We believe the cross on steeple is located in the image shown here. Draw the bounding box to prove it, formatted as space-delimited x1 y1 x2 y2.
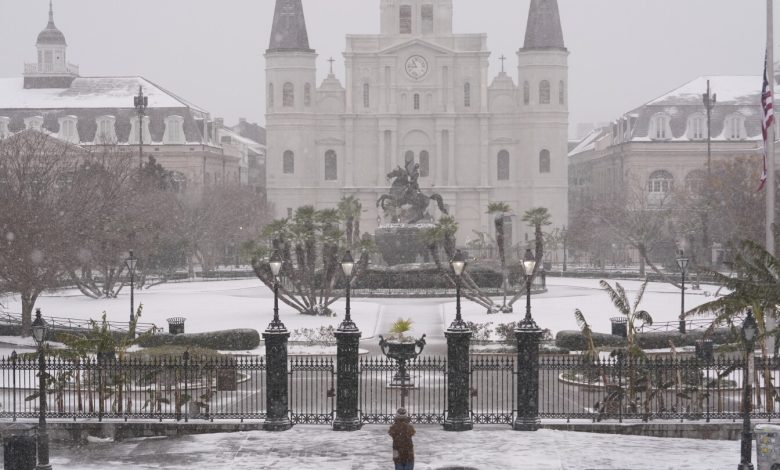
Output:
328 57 335 75
499 54 506 73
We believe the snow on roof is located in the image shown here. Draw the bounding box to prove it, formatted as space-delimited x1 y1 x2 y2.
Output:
568 128 605 157
647 75 761 106
0 76 206 112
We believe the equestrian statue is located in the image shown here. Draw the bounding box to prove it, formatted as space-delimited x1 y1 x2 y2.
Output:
376 160 448 224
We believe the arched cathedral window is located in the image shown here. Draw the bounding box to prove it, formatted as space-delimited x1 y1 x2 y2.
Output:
539 149 551 174
523 81 530 105
399 5 412 34
559 80 565 105
539 80 551 105
324 150 337 181
268 83 274 108
421 4 434 34
497 150 510 181
464 82 471 107
283 82 294 107
283 150 295 174
419 150 430 177
304 83 311 107
413 93 420 111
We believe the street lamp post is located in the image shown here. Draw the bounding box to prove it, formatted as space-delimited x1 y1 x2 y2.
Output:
269 251 283 326
31 309 52 470
676 251 689 334
333 250 362 431
523 249 537 324
443 250 473 431
513 248 542 431
133 86 148 169
263 250 292 431
739 309 758 470
125 250 137 332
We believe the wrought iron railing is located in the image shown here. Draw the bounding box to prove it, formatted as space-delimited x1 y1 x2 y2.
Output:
0 312 160 335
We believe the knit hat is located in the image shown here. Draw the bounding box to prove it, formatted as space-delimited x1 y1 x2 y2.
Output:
395 408 409 421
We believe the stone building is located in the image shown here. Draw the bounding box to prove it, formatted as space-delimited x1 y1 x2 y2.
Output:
265 0 570 246
0 2 259 193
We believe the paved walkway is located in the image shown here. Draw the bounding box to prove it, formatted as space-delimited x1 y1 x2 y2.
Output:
34 426 748 469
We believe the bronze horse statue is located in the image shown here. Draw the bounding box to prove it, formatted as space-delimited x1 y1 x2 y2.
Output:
377 165 448 224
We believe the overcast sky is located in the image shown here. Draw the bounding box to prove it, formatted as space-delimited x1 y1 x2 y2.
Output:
0 0 776 137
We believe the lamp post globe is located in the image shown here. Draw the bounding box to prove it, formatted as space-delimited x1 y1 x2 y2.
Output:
32 309 52 470
739 309 758 470
522 249 536 324
676 250 689 334
450 250 466 327
341 250 355 326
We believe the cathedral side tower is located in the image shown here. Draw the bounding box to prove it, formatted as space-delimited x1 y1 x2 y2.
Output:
517 0 569 228
24 1 79 89
265 0 318 217
380 0 453 36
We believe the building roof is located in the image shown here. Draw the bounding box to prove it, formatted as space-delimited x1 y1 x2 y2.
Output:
523 0 565 51
267 0 313 53
0 76 206 112
570 75 767 157
37 1 66 46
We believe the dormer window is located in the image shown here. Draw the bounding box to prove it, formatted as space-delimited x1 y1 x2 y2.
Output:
95 115 117 144
130 115 151 145
650 113 672 140
399 5 412 34
0 117 9 139
25 116 44 131
163 115 185 144
687 114 707 140
58 116 79 144
725 113 746 140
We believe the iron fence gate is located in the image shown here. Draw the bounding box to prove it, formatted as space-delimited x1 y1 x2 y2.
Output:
358 356 447 424
288 357 334 424
469 355 516 424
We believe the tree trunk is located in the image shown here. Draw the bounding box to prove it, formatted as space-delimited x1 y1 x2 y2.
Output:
20 291 38 337
638 244 646 277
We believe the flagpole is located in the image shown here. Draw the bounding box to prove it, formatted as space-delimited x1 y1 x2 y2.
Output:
768 0 776 256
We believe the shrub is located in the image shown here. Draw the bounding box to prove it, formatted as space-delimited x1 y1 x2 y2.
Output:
289 326 336 345
136 329 260 351
465 321 493 341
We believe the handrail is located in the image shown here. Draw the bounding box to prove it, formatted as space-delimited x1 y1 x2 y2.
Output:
0 311 160 334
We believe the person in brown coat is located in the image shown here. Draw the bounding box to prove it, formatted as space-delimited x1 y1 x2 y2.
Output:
388 408 416 470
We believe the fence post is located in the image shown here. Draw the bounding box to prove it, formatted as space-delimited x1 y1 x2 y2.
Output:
443 318 473 431
333 319 362 431
263 318 293 431
513 319 542 431
11 350 17 422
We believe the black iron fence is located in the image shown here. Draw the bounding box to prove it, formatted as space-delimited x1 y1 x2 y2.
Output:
1 349 776 427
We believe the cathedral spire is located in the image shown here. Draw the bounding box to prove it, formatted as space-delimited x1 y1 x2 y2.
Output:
523 0 565 51
48 0 54 25
267 0 313 53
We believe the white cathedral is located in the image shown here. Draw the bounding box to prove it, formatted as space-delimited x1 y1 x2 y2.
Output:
265 0 569 246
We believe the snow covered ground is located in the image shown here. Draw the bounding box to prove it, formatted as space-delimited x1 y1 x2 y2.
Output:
0 277 723 349
444 277 723 337
39 426 747 469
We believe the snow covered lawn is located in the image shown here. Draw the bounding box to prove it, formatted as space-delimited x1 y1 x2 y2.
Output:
41 425 746 469
0 279 382 340
444 277 724 337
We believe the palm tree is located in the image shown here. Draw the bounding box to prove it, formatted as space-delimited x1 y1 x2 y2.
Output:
422 216 495 312
337 195 362 250
488 202 512 312
507 207 551 308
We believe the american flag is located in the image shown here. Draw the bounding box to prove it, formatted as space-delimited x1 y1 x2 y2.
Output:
760 52 775 191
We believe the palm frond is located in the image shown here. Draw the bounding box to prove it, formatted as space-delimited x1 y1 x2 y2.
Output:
600 280 629 315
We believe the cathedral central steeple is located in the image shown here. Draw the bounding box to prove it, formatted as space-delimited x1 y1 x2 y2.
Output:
523 0 565 50
267 0 313 53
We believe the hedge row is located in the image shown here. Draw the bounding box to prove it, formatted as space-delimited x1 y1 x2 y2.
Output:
555 327 738 351
340 264 525 290
136 329 260 351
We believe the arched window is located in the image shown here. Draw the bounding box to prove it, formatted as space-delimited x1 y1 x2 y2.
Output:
163 115 185 144
650 113 671 140
421 4 434 33
324 150 337 181
268 83 274 108
24 116 44 131
539 149 551 173
539 81 551 105
464 82 471 107
559 80 565 105
363 83 370 108
130 116 150 145
283 150 295 174
687 114 706 140
419 150 430 177
304 83 311 107
94 115 116 144
523 81 530 105
58 116 79 144
725 113 746 140
497 150 510 181
685 169 706 195
648 170 674 194
399 5 412 34
405 150 415 167
283 82 294 107
413 93 420 110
